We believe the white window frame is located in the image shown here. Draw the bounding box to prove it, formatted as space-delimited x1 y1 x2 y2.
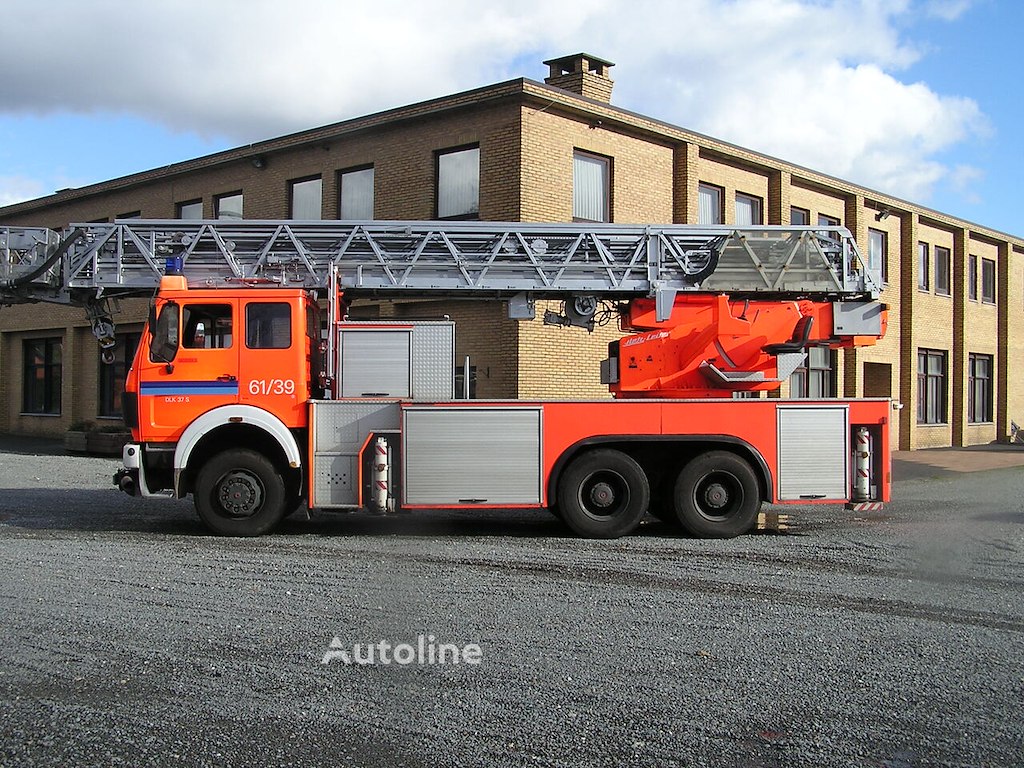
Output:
734 192 763 226
339 166 375 220
573 151 611 223
698 183 723 225
981 258 996 304
867 228 888 285
177 200 203 220
215 191 243 220
436 145 480 220
790 207 810 226
935 245 951 296
290 176 323 220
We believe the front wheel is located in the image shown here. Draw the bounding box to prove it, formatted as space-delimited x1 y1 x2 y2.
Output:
194 449 287 536
557 449 650 539
672 451 761 538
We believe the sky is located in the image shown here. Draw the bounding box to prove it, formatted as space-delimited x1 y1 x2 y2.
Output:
0 0 1019 235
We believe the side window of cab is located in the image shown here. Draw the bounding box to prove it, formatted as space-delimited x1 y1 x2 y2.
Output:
246 303 292 349
182 304 233 349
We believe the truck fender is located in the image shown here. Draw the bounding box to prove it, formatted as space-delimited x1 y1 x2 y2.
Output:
173 405 302 496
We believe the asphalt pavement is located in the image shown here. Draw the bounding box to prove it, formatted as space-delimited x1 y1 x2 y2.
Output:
0 434 1021 767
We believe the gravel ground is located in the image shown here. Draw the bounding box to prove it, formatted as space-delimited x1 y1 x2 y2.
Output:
0 445 1021 767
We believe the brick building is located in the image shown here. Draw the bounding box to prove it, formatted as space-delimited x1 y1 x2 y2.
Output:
1 53 1021 450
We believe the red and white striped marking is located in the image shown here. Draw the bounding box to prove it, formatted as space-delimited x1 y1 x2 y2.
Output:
372 437 390 513
847 501 885 512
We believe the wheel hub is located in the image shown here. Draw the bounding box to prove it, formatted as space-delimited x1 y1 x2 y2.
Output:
218 470 263 517
589 481 615 508
703 482 729 509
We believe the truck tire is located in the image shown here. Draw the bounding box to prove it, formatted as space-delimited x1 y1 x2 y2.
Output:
194 448 287 536
557 449 650 539
672 451 760 538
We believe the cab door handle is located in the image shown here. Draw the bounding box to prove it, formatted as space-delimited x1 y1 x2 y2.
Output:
217 374 237 382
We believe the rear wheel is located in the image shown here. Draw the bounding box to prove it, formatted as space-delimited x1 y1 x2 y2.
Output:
557 449 650 539
194 448 287 536
672 451 760 538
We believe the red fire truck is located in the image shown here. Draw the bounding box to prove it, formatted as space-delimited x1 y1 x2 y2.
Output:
1 220 890 538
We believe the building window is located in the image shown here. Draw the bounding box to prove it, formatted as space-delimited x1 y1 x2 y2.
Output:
935 246 951 296
968 254 978 301
918 242 930 291
99 332 140 418
117 211 142 220
22 337 62 415
981 258 996 304
289 176 322 220
968 353 993 424
790 347 836 398
177 200 203 219
339 166 375 220
698 183 723 224
734 193 763 225
573 151 611 223
917 349 947 425
790 207 809 226
290 177 321 219
215 192 243 220
817 213 841 246
867 228 888 285
436 145 480 220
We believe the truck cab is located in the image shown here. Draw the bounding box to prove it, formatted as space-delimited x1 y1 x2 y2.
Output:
119 276 320 532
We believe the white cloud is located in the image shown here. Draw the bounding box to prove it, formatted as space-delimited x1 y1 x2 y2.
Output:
0 176 47 207
923 0 974 21
0 0 990 205
949 164 984 204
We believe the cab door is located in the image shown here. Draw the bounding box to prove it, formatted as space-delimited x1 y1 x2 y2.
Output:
237 297 308 428
138 298 239 442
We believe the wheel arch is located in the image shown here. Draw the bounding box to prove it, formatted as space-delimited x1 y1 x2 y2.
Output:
174 405 303 496
547 435 772 507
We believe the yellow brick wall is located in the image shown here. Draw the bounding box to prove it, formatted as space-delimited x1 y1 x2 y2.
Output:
515 300 620 399
906 222 956 448
520 106 674 223
516 104 673 397
789 183 847 224
0 103 526 433
382 299 520 399
960 237 999 446
696 154 770 224
1006 247 1024 439
2 80 1023 449
854 202 903 445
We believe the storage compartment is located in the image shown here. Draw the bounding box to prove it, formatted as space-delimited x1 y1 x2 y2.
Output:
402 406 543 506
311 400 401 507
777 405 849 500
337 320 454 401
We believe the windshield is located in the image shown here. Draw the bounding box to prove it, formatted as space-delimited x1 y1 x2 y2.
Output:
149 301 179 363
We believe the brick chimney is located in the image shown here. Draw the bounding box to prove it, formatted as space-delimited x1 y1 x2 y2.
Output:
543 53 614 103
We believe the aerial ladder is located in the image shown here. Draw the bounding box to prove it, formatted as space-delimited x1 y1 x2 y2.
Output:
0 220 890 539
